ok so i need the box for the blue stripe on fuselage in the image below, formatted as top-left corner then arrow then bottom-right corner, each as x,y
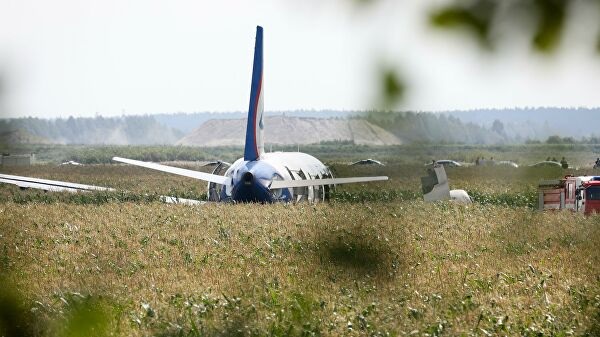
244,26 -> 263,161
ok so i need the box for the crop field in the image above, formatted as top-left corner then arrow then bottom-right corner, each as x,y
5,143 -> 600,167
1,144 -> 600,336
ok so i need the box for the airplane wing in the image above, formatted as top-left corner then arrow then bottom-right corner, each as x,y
269,176 -> 388,189
112,157 -> 231,185
0,173 -> 114,192
0,179 -> 83,193
0,173 -> 205,205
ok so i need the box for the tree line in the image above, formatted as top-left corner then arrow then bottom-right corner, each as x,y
366,111 -> 507,144
0,115 -> 184,145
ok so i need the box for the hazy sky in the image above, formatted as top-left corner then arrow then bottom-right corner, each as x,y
2,0 -> 600,118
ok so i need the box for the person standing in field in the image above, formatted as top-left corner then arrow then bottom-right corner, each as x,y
560,157 -> 568,169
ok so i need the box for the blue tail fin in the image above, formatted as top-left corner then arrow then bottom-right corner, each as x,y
244,26 -> 264,161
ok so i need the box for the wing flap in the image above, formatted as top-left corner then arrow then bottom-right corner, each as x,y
112,157 -> 231,185
270,176 -> 388,189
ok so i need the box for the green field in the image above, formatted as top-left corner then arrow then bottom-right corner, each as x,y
1,144 -> 600,336
5,143 -> 600,166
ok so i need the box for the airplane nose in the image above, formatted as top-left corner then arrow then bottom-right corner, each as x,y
242,171 -> 253,185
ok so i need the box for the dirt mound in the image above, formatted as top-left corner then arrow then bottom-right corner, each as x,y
176,116 -> 402,146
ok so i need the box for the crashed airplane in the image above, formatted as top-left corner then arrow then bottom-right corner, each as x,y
0,26 -> 387,203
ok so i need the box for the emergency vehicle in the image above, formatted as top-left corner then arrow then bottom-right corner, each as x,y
538,175 -> 600,214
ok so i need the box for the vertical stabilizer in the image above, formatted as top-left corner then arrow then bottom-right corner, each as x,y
244,26 -> 264,161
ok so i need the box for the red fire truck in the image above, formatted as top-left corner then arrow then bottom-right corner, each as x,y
538,176 -> 600,214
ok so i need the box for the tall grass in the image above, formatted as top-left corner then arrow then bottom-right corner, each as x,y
1,202 -> 599,336
2,147 -> 600,335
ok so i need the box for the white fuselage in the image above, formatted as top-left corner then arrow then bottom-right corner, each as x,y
213,152 -> 334,203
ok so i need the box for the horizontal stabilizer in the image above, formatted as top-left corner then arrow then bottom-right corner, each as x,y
270,176 -> 388,189
0,173 -> 113,192
112,157 -> 231,185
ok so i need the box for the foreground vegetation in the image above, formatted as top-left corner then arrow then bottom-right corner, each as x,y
1,144 -> 600,336
2,202 -> 599,336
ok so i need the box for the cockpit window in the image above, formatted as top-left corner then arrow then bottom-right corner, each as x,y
586,187 -> 600,200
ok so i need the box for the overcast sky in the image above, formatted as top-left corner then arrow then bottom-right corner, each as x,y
2,0 -> 600,118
